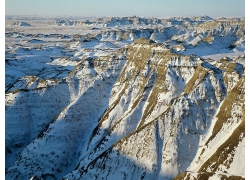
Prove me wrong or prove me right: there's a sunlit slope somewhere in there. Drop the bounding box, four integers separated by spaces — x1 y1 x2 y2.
5 36 244 179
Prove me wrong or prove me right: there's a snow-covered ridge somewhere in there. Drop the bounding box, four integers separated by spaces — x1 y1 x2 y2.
6 39 244 179
53 15 245 28
54 16 165 27
54 15 216 27
5 16 245 180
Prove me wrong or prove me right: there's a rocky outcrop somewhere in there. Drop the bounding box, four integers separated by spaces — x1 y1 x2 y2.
5 16 245 180
5 38 245 179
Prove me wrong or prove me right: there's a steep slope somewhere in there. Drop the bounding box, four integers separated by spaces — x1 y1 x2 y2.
5 16 245 180
63 48 244 179
5 48 127 179
63 39 199 176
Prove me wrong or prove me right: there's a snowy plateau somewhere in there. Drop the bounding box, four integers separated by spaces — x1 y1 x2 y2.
5 15 245 180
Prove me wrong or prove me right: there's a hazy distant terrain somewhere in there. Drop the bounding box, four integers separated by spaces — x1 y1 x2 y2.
5 15 245 180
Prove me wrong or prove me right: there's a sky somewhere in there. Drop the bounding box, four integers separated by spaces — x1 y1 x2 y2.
5 0 245 17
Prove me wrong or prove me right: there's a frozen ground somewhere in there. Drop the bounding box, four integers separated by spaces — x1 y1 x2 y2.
5 15 245 180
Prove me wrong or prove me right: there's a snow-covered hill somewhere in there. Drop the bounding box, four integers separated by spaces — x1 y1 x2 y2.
54 16 166 27
5 16 245 180
53 15 215 27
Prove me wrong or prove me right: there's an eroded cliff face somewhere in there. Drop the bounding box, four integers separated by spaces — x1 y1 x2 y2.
5 37 244 180
63 41 244 180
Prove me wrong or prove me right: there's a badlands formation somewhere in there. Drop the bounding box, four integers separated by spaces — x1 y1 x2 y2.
5 16 245 180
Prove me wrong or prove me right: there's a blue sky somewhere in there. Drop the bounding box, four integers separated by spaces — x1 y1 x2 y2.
5 0 245 17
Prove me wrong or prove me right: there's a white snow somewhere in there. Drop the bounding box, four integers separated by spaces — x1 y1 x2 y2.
227 137 245 176
5 15 245 180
